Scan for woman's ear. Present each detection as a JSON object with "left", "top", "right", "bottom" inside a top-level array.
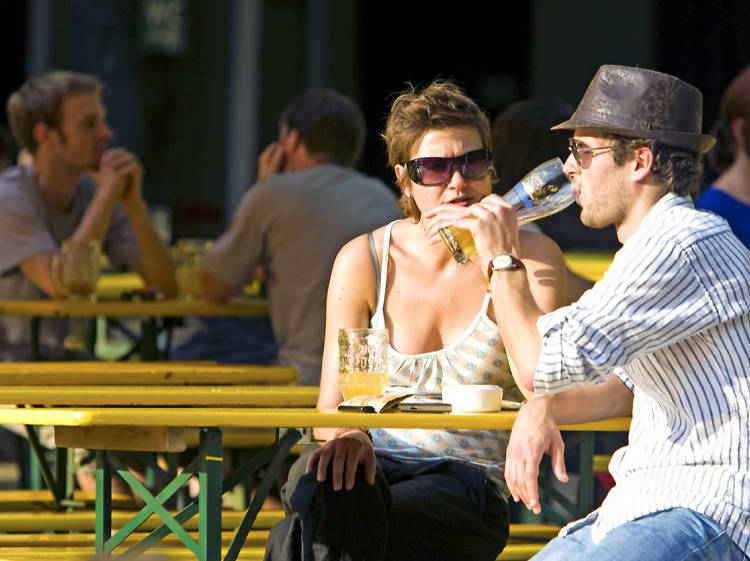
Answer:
[
  {"left": 730, "top": 117, "right": 746, "bottom": 148},
  {"left": 394, "top": 164, "right": 410, "bottom": 196}
]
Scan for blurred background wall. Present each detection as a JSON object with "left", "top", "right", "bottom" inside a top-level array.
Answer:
[{"left": 1, "top": 0, "right": 748, "bottom": 249}]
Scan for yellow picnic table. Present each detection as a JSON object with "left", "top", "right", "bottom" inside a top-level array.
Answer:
[
  {"left": 0, "top": 400, "right": 630, "bottom": 561},
  {"left": 562, "top": 250, "right": 616, "bottom": 282},
  {"left": 0, "top": 296, "right": 268, "bottom": 360}
]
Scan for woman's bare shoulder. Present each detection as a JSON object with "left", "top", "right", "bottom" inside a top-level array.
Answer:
[{"left": 518, "top": 229, "right": 564, "bottom": 265}]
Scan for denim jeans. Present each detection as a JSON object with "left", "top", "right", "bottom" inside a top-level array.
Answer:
[{"left": 532, "top": 508, "right": 747, "bottom": 561}]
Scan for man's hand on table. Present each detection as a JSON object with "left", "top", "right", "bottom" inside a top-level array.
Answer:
[
  {"left": 505, "top": 395, "right": 568, "bottom": 514},
  {"left": 305, "top": 430, "right": 376, "bottom": 491}
]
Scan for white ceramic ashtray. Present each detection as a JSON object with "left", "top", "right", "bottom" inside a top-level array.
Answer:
[{"left": 441, "top": 385, "right": 503, "bottom": 413}]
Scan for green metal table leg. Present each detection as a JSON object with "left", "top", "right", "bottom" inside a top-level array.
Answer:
[
  {"left": 140, "top": 318, "right": 159, "bottom": 360},
  {"left": 199, "top": 428, "right": 223, "bottom": 561},
  {"left": 577, "top": 432, "right": 595, "bottom": 514},
  {"left": 95, "top": 450, "right": 112, "bottom": 557}
]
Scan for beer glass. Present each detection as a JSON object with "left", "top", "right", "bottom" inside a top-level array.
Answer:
[
  {"left": 439, "top": 157, "right": 573, "bottom": 264},
  {"left": 338, "top": 328, "right": 389, "bottom": 400},
  {"left": 173, "top": 238, "right": 212, "bottom": 299},
  {"left": 60, "top": 239, "right": 101, "bottom": 351}
]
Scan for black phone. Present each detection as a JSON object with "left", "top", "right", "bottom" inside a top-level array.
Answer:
[{"left": 397, "top": 396, "right": 452, "bottom": 413}]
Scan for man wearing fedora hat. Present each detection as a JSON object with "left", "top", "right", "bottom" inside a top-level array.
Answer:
[{"left": 425, "top": 65, "right": 750, "bottom": 560}]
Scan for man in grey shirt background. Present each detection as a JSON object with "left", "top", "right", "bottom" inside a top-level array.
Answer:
[
  {"left": 0, "top": 70, "right": 176, "bottom": 360},
  {"left": 176, "top": 89, "right": 400, "bottom": 385}
]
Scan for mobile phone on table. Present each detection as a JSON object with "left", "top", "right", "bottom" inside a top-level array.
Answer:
[{"left": 397, "top": 395, "right": 452, "bottom": 413}]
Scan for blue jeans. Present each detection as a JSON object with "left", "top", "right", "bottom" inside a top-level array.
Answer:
[{"left": 533, "top": 508, "right": 747, "bottom": 561}]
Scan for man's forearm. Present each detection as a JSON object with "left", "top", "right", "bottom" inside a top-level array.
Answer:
[
  {"left": 69, "top": 190, "right": 118, "bottom": 245},
  {"left": 541, "top": 375, "right": 633, "bottom": 425},
  {"left": 122, "top": 198, "right": 176, "bottom": 297}
]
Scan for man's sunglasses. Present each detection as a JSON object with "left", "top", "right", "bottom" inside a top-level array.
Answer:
[
  {"left": 568, "top": 138, "right": 614, "bottom": 167},
  {"left": 404, "top": 148, "right": 491, "bottom": 186}
]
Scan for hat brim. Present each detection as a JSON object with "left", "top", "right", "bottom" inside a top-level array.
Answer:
[{"left": 551, "top": 118, "right": 716, "bottom": 154}]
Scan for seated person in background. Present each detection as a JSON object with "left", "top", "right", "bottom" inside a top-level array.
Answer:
[
  {"left": 494, "top": 65, "right": 749, "bottom": 560},
  {"left": 264, "top": 81, "right": 568, "bottom": 561},
  {"left": 491, "top": 97, "right": 609, "bottom": 302},
  {"left": 180, "top": 89, "right": 400, "bottom": 385},
  {"left": 0, "top": 70, "right": 176, "bottom": 361},
  {"left": 0, "top": 70, "right": 176, "bottom": 496},
  {"left": 696, "top": 64, "right": 750, "bottom": 247}
]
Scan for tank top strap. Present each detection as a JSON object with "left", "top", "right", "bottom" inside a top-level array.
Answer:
[{"left": 372, "top": 220, "right": 396, "bottom": 322}]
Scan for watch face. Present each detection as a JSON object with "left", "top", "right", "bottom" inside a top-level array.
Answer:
[{"left": 492, "top": 254, "right": 514, "bottom": 270}]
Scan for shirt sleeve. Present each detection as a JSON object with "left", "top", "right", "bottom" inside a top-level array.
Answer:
[
  {"left": 0, "top": 187, "right": 57, "bottom": 275},
  {"left": 201, "top": 183, "right": 268, "bottom": 287},
  {"left": 533, "top": 234, "right": 728, "bottom": 394}
]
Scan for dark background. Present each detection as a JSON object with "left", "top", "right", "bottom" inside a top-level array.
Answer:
[{"left": 1, "top": 0, "right": 748, "bottom": 250}]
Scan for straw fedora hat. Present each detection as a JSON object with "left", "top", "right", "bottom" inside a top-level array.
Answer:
[{"left": 552, "top": 65, "right": 715, "bottom": 154}]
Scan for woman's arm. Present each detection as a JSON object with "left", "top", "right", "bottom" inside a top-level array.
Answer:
[{"left": 307, "top": 231, "right": 382, "bottom": 491}]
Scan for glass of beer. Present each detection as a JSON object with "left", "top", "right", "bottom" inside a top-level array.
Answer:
[
  {"left": 60, "top": 239, "right": 101, "bottom": 301},
  {"left": 439, "top": 157, "right": 573, "bottom": 264},
  {"left": 338, "top": 328, "right": 389, "bottom": 400},
  {"left": 172, "top": 238, "right": 213, "bottom": 299},
  {"left": 60, "top": 239, "right": 101, "bottom": 351}
]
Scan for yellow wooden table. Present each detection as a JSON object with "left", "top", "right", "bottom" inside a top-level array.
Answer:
[
  {"left": 0, "top": 297, "right": 268, "bottom": 360},
  {"left": 562, "top": 250, "right": 616, "bottom": 282},
  {"left": 0, "top": 404, "right": 630, "bottom": 561},
  {"left": 0, "top": 361, "right": 297, "bottom": 385}
]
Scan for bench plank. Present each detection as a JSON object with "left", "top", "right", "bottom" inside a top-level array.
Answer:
[{"left": 0, "top": 362, "right": 297, "bottom": 386}]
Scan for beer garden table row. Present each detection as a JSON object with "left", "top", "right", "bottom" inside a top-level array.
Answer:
[{"left": 0, "top": 398, "right": 631, "bottom": 561}]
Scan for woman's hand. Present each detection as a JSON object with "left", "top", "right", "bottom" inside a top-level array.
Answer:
[
  {"left": 422, "top": 194, "right": 522, "bottom": 265},
  {"left": 305, "top": 430, "right": 376, "bottom": 491}
]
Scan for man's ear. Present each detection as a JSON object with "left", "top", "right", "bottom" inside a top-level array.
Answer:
[
  {"left": 631, "top": 145, "right": 654, "bottom": 182},
  {"left": 283, "top": 128, "right": 301, "bottom": 153},
  {"left": 32, "top": 122, "right": 52, "bottom": 147}
]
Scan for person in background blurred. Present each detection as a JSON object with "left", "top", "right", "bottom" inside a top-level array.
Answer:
[
  {"left": 0, "top": 70, "right": 175, "bottom": 496},
  {"left": 0, "top": 70, "right": 175, "bottom": 361},
  {"left": 0, "top": 123, "right": 15, "bottom": 172},
  {"left": 491, "top": 98, "right": 603, "bottom": 302},
  {"left": 695, "top": 65, "right": 750, "bottom": 247},
  {"left": 183, "top": 89, "right": 400, "bottom": 385}
]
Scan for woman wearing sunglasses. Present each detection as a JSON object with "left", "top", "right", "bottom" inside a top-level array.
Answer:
[{"left": 265, "top": 81, "right": 568, "bottom": 561}]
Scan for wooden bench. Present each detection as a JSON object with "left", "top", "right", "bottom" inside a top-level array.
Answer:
[
  {"left": 0, "top": 543, "right": 546, "bottom": 560},
  {"left": 0, "top": 362, "right": 299, "bottom": 386},
  {"left": 0, "top": 508, "right": 557, "bottom": 560},
  {"left": 0, "top": 490, "right": 133, "bottom": 511}
]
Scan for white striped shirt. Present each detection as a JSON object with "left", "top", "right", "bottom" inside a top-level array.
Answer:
[{"left": 535, "top": 193, "right": 750, "bottom": 554}]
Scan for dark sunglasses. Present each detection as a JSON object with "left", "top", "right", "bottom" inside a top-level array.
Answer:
[{"left": 404, "top": 148, "right": 491, "bottom": 186}]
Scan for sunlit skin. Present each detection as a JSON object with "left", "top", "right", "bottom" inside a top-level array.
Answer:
[
  {"left": 309, "top": 124, "right": 568, "bottom": 493},
  {"left": 564, "top": 131, "right": 633, "bottom": 232},
  {"left": 396, "top": 126, "right": 493, "bottom": 218}
]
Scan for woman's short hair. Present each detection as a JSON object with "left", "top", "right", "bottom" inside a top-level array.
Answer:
[
  {"left": 6, "top": 71, "right": 103, "bottom": 154},
  {"left": 382, "top": 80, "right": 491, "bottom": 221},
  {"left": 708, "top": 65, "right": 750, "bottom": 175}
]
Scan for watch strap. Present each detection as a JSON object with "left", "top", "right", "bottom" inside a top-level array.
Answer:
[{"left": 486, "top": 254, "right": 525, "bottom": 282}]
